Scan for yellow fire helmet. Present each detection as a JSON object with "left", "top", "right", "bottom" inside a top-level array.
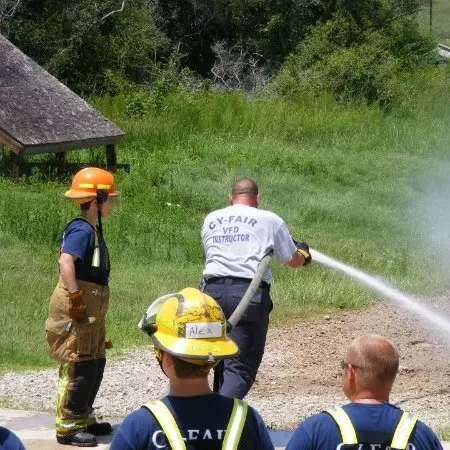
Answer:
[{"left": 137, "top": 288, "right": 238, "bottom": 364}]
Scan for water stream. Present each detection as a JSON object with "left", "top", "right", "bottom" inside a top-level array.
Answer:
[{"left": 310, "top": 248, "right": 450, "bottom": 336}]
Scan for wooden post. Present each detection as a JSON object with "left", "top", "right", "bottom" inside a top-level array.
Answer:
[
  {"left": 55, "top": 151, "right": 65, "bottom": 174},
  {"left": 11, "top": 153, "right": 20, "bottom": 178},
  {"left": 105, "top": 144, "right": 117, "bottom": 171}
]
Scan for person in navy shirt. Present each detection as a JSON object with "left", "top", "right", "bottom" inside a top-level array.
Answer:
[
  {"left": 45, "top": 167, "right": 120, "bottom": 447},
  {"left": 286, "top": 335, "right": 443, "bottom": 450},
  {"left": 0, "top": 427, "right": 25, "bottom": 450},
  {"left": 110, "top": 287, "right": 274, "bottom": 450}
]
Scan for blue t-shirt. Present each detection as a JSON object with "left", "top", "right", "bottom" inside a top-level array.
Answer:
[
  {"left": 110, "top": 393, "right": 274, "bottom": 450},
  {"left": 286, "top": 403, "right": 443, "bottom": 450},
  {"left": 0, "top": 427, "right": 25, "bottom": 450},
  {"left": 61, "top": 218, "right": 109, "bottom": 286}
]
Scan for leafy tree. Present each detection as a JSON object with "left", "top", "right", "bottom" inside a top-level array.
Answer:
[{"left": 3, "top": 0, "right": 165, "bottom": 93}]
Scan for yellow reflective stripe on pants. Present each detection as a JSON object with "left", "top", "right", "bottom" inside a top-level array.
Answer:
[
  {"left": 55, "top": 364, "right": 88, "bottom": 434},
  {"left": 145, "top": 398, "right": 248, "bottom": 450},
  {"left": 391, "top": 412, "right": 417, "bottom": 449},
  {"left": 223, "top": 399, "right": 248, "bottom": 450},
  {"left": 326, "top": 406, "right": 358, "bottom": 444},
  {"left": 145, "top": 401, "right": 186, "bottom": 450}
]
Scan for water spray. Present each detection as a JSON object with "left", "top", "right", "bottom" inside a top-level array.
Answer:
[{"left": 311, "top": 248, "right": 450, "bottom": 336}]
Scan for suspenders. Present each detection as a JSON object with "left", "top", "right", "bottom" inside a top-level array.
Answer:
[
  {"left": 326, "top": 406, "right": 417, "bottom": 450},
  {"left": 62, "top": 217, "right": 109, "bottom": 277},
  {"left": 143, "top": 398, "right": 248, "bottom": 450}
]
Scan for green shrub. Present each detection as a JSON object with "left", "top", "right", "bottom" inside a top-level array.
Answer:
[{"left": 270, "top": 10, "right": 436, "bottom": 108}]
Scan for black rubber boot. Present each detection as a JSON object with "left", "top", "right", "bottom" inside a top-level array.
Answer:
[
  {"left": 86, "top": 421, "right": 113, "bottom": 436},
  {"left": 56, "top": 430, "right": 97, "bottom": 447}
]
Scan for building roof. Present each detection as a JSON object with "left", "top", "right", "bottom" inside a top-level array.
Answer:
[{"left": 0, "top": 34, "right": 124, "bottom": 155}]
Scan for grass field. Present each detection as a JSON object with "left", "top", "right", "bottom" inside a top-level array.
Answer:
[{"left": 0, "top": 66, "right": 449, "bottom": 372}]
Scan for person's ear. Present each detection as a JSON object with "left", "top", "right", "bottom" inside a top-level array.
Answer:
[
  {"left": 228, "top": 194, "right": 233, "bottom": 205},
  {"left": 348, "top": 364, "right": 358, "bottom": 384},
  {"left": 163, "top": 352, "right": 174, "bottom": 368}
]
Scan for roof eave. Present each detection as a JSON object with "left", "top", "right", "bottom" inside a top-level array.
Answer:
[{"left": 1, "top": 133, "right": 124, "bottom": 156}]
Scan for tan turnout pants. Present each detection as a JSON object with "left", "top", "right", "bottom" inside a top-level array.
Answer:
[
  {"left": 45, "top": 278, "right": 110, "bottom": 435},
  {"left": 45, "top": 278, "right": 110, "bottom": 363}
]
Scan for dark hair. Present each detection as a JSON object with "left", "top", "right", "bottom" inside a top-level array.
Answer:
[
  {"left": 172, "top": 357, "right": 215, "bottom": 379},
  {"left": 79, "top": 190, "right": 108, "bottom": 211},
  {"left": 80, "top": 201, "right": 93, "bottom": 211}
]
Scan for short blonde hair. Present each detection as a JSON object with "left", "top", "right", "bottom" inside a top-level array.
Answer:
[{"left": 346, "top": 335, "right": 399, "bottom": 388}]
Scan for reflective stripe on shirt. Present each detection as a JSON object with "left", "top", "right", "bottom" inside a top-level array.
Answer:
[
  {"left": 326, "top": 406, "right": 417, "bottom": 449},
  {"left": 391, "top": 412, "right": 418, "bottom": 449},
  {"left": 144, "top": 398, "right": 248, "bottom": 449},
  {"left": 145, "top": 400, "right": 185, "bottom": 450},
  {"left": 326, "top": 406, "right": 358, "bottom": 444}
]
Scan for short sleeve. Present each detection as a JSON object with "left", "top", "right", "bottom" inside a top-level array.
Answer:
[
  {"left": 0, "top": 427, "right": 25, "bottom": 450},
  {"left": 248, "top": 407, "right": 275, "bottom": 449},
  {"left": 61, "top": 223, "right": 92, "bottom": 262},
  {"left": 110, "top": 408, "right": 158, "bottom": 449},
  {"left": 411, "top": 421, "right": 444, "bottom": 450},
  {"left": 285, "top": 422, "right": 313, "bottom": 450}
]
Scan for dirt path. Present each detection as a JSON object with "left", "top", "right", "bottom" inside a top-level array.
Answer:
[
  {"left": 247, "top": 297, "right": 450, "bottom": 430},
  {"left": 1, "top": 298, "right": 449, "bottom": 432}
]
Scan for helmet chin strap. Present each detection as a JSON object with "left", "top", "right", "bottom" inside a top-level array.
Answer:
[
  {"left": 96, "top": 190, "right": 107, "bottom": 234},
  {"left": 97, "top": 206, "right": 103, "bottom": 234}
]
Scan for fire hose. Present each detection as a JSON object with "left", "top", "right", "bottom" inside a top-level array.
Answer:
[
  {"left": 227, "top": 252, "right": 273, "bottom": 329},
  {"left": 213, "top": 251, "right": 273, "bottom": 392}
]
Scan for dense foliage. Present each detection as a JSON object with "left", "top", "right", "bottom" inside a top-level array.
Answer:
[
  {"left": 0, "top": 0, "right": 442, "bottom": 105},
  {"left": 271, "top": 9, "right": 436, "bottom": 107}
]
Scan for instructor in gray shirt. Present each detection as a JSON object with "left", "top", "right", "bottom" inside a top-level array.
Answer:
[{"left": 200, "top": 178, "right": 311, "bottom": 399}]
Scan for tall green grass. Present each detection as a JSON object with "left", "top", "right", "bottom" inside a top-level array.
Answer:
[{"left": 0, "top": 66, "right": 449, "bottom": 371}]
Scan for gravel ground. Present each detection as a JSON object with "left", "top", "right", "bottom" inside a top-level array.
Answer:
[{"left": 1, "top": 299, "right": 450, "bottom": 431}]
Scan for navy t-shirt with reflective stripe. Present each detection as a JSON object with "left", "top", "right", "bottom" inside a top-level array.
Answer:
[
  {"left": 285, "top": 403, "right": 443, "bottom": 450},
  {"left": 110, "top": 393, "right": 274, "bottom": 449},
  {"left": 61, "top": 219, "right": 109, "bottom": 286}
]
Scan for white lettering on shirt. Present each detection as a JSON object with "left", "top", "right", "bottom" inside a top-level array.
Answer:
[
  {"left": 187, "top": 429, "right": 199, "bottom": 440},
  {"left": 203, "top": 429, "right": 213, "bottom": 439},
  {"left": 152, "top": 430, "right": 166, "bottom": 449},
  {"left": 208, "top": 216, "right": 258, "bottom": 231},
  {"left": 152, "top": 429, "right": 226, "bottom": 448}
]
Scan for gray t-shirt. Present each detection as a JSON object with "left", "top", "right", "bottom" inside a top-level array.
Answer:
[{"left": 201, "top": 204, "right": 297, "bottom": 284}]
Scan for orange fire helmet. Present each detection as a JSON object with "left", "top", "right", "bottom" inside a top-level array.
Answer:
[{"left": 64, "top": 167, "right": 119, "bottom": 204}]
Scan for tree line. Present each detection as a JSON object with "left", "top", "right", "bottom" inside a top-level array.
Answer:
[{"left": 0, "top": 0, "right": 440, "bottom": 106}]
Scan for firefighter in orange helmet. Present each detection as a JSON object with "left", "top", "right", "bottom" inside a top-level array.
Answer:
[{"left": 45, "top": 167, "right": 119, "bottom": 446}]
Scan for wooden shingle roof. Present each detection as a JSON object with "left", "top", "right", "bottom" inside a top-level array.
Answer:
[{"left": 0, "top": 34, "right": 124, "bottom": 155}]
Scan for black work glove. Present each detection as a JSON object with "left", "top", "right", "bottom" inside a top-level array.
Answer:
[{"left": 293, "top": 239, "right": 312, "bottom": 265}]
